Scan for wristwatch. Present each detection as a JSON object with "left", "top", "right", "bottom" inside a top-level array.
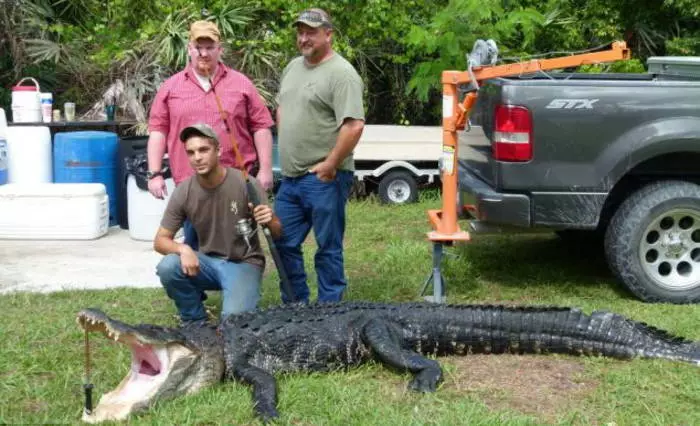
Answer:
[{"left": 147, "top": 170, "right": 164, "bottom": 180}]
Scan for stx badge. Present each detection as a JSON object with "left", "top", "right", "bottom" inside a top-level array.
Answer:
[{"left": 545, "top": 99, "right": 599, "bottom": 109}]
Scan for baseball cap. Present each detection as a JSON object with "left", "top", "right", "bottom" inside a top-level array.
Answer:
[
  {"left": 179, "top": 123, "right": 219, "bottom": 144},
  {"left": 293, "top": 8, "right": 333, "bottom": 29},
  {"left": 189, "top": 20, "right": 221, "bottom": 42}
]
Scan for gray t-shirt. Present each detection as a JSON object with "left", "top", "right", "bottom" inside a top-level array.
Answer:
[
  {"left": 160, "top": 168, "right": 268, "bottom": 268},
  {"left": 277, "top": 53, "right": 365, "bottom": 177}
]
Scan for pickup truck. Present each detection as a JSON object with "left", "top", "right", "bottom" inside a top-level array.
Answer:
[{"left": 458, "top": 56, "right": 700, "bottom": 304}]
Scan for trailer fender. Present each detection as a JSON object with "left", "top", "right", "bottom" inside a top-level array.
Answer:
[{"left": 354, "top": 161, "right": 439, "bottom": 184}]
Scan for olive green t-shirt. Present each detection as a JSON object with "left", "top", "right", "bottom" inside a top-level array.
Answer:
[
  {"left": 277, "top": 53, "right": 365, "bottom": 177},
  {"left": 160, "top": 168, "right": 268, "bottom": 268}
]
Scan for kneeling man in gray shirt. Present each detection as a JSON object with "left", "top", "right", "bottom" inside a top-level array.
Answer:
[{"left": 153, "top": 123, "right": 281, "bottom": 326}]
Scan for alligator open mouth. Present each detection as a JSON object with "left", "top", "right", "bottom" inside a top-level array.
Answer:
[{"left": 76, "top": 309, "right": 198, "bottom": 423}]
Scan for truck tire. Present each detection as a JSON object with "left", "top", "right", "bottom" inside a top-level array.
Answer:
[
  {"left": 378, "top": 170, "right": 418, "bottom": 204},
  {"left": 604, "top": 180, "right": 700, "bottom": 303}
]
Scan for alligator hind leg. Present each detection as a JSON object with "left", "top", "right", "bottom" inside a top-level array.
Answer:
[{"left": 361, "top": 318, "right": 443, "bottom": 392}]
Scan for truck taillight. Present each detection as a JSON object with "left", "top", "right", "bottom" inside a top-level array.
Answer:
[{"left": 493, "top": 104, "right": 533, "bottom": 162}]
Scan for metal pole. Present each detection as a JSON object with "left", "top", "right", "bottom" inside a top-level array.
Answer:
[
  {"left": 245, "top": 181, "right": 296, "bottom": 303},
  {"left": 83, "top": 329, "right": 94, "bottom": 415}
]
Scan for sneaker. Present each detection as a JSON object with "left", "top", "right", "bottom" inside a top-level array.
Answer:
[{"left": 180, "top": 318, "right": 209, "bottom": 328}]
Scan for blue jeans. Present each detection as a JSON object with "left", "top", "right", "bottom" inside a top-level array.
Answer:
[
  {"left": 273, "top": 170, "right": 354, "bottom": 303},
  {"left": 156, "top": 252, "right": 262, "bottom": 322},
  {"left": 183, "top": 219, "right": 199, "bottom": 251}
]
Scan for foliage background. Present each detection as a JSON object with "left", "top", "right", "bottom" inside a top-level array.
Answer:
[{"left": 1, "top": 0, "right": 699, "bottom": 127}]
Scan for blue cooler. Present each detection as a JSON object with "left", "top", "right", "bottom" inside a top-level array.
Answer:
[{"left": 53, "top": 131, "right": 119, "bottom": 225}]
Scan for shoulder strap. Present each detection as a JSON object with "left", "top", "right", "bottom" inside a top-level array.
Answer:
[{"left": 206, "top": 73, "right": 248, "bottom": 179}]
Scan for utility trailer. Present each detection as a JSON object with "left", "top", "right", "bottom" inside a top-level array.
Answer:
[{"left": 273, "top": 124, "right": 442, "bottom": 204}]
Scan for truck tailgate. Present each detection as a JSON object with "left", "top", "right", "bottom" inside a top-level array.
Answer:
[
  {"left": 458, "top": 124, "right": 495, "bottom": 186},
  {"left": 457, "top": 83, "right": 501, "bottom": 188}
]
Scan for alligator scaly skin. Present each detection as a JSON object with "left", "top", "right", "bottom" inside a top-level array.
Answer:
[{"left": 219, "top": 301, "right": 699, "bottom": 419}]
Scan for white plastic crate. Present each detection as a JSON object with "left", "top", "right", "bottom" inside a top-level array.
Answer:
[{"left": 0, "top": 183, "right": 109, "bottom": 240}]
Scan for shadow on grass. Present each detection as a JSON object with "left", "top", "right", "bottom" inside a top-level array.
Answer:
[{"left": 441, "top": 232, "right": 637, "bottom": 302}]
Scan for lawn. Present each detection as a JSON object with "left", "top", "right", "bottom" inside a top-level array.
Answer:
[{"left": 1, "top": 190, "right": 699, "bottom": 425}]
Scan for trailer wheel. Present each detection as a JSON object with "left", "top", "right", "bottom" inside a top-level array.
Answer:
[
  {"left": 378, "top": 170, "right": 418, "bottom": 204},
  {"left": 604, "top": 180, "right": 700, "bottom": 303}
]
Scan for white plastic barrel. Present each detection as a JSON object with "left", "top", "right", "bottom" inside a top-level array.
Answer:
[
  {"left": 127, "top": 174, "right": 176, "bottom": 240},
  {"left": 11, "top": 77, "right": 42, "bottom": 123},
  {"left": 6, "top": 125, "right": 52, "bottom": 183}
]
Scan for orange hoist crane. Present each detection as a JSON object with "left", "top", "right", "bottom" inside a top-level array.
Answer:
[{"left": 421, "top": 40, "right": 631, "bottom": 302}]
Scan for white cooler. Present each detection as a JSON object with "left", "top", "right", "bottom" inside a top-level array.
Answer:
[{"left": 0, "top": 183, "right": 109, "bottom": 240}]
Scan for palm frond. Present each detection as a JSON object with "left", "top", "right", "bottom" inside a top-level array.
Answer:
[{"left": 23, "top": 38, "right": 63, "bottom": 63}]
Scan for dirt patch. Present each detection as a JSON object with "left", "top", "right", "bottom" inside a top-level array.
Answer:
[{"left": 442, "top": 355, "right": 599, "bottom": 423}]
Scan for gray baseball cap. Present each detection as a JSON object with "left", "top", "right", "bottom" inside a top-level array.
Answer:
[
  {"left": 179, "top": 123, "right": 219, "bottom": 144},
  {"left": 293, "top": 8, "right": 332, "bottom": 29}
]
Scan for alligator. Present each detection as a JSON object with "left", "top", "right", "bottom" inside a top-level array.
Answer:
[{"left": 76, "top": 301, "right": 700, "bottom": 423}]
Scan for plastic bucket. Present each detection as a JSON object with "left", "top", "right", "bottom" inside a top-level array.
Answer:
[{"left": 11, "top": 77, "right": 42, "bottom": 123}]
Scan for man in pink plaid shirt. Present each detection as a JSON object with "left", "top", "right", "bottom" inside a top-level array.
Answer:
[{"left": 146, "top": 20, "right": 274, "bottom": 249}]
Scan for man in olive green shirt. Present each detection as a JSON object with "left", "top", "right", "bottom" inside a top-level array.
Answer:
[{"left": 274, "top": 8, "right": 365, "bottom": 303}]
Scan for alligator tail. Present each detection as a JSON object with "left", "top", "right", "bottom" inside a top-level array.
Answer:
[
  {"left": 508, "top": 307, "right": 700, "bottom": 365},
  {"left": 582, "top": 310, "right": 700, "bottom": 366},
  {"left": 443, "top": 305, "right": 700, "bottom": 366}
]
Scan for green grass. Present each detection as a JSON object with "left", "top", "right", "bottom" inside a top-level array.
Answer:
[{"left": 1, "top": 189, "right": 699, "bottom": 425}]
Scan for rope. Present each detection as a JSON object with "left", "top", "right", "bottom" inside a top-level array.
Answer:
[
  {"left": 493, "top": 40, "right": 620, "bottom": 81},
  {"left": 201, "top": 63, "right": 249, "bottom": 180},
  {"left": 496, "top": 41, "right": 616, "bottom": 63},
  {"left": 84, "top": 328, "right": 91, "bottom": 380}
]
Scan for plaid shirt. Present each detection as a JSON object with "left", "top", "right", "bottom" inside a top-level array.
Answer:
[{"left": 148, "top": 62, "right": 274, "bottom": 184}]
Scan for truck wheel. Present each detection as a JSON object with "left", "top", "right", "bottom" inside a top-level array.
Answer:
[
  {"left": 378, "top": 170, "right": 418, "bottom": 204},
  {"left": 604, "top": 180, "right": 700, "bottom": 303}
]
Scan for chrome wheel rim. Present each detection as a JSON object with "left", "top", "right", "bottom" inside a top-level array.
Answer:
[
  {"left": 387, "top": 180, "right": 411, "bottom": 203},
  {"left": 639, "top": 208, "right": 700, "bottom": 290}
]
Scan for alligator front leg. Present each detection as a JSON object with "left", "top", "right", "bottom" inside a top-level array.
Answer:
[
  {"left": 232, "top": 363, "right": 279, "bottom": 421},
  {"left": 361, "top": 318, "right": 443, "bottom": 392}
]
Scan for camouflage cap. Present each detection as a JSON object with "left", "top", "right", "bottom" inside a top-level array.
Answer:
[
  {"left": 179, "top": 123, "right": 219, "bottom": 144},
  {"left": 293, "top": 8, "right": 332, "bottom": 29}
]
